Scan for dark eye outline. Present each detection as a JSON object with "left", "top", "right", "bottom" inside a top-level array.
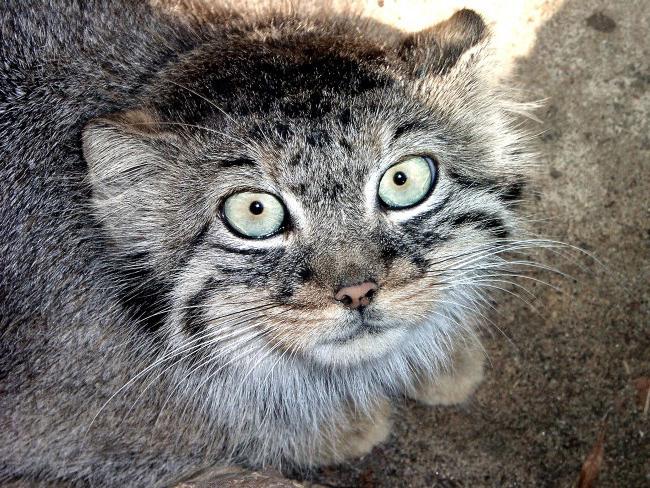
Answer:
[
  {"left": 219, "top": 190, "right": 291, "bottom": 240},
  {"left": 377, "top": 155, "right": 438, "bottom": 210}
]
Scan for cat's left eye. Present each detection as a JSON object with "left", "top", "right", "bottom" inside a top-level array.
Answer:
[
  {"left": 378, "top": 156, "right": 435, "bottom": 209},
  {"left": 222, "top": 192, "right": 286, "bottom": 239}
]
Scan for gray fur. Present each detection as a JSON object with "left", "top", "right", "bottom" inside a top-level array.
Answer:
[{"left": 0, "top": 1, "right": 535, "bottom": 486}]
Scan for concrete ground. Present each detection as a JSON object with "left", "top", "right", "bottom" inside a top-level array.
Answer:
[{"left": 288, "top": 0, "right": 648, "bottom": 486}]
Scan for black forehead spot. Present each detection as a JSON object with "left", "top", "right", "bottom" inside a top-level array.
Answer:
[
  {"left": 339, "top": 137, "right": 354, "bottom": 154},
  {"left": 322, "top": 181, "right": 344, "bottom": 200},
  {"left": 338, "top": 108, "right": 352, "bottom": 127},
  {"left": 340, "top": 165, "right": 353, "bottom": 177},
  {"left": 288, "top": 153, "right": 303, "bottom": 167},
  {"left": 306, "top": 129, "right": 332, "bottom": 148},
  {"left": 254, "top": 48, "right": 384, "bottom": 99},
  {"left": 274, "top": 123, "right": 294, "bottom": 140},
  {"left": 288, "top": 182, "right": 308, "bottom": 196}
]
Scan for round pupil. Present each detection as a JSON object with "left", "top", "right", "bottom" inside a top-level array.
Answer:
[
  {"left": 249, "top": 201, "right": 264, "bottom": 215},
  {"left": 393, "top": 171, "right": 408, "bottom": 186}
]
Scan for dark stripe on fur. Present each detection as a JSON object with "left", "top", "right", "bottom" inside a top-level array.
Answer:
[
  {"left": 393, "top": 119, "right": 429, "bottom": 140},
  {"left": 183, "top": 277, "right": 222, "bottom": 336},
  {"left": 448, "top": 170, "right": 526, "bottom": 206},
  {"left": 219, "top": 157, "right": 256, "bottom": 168},
  {"left": 179, "top": 220, "right": 212, "bottom": 267},
  {"left": 208, "top": 242, "right": 271, "bottom": 256},
  {"left": 500, "top": 181, "right": 525, "bottom": 204},
  {"left": 114, "top": 252, "right": 173, "bottom": 337},
  {"left": 400, "top": 194, "right": 451, "bottom": 231},
  {"left": 449, "top": 211, "right": 509, "bottom": 239},
  {"left": 447, "top": 170, "right": 495, "bottom": 191}
]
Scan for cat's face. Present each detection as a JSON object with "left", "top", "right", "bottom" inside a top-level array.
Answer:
[{"left": 84, "top": 11, "right": 528, "bottom": 367}]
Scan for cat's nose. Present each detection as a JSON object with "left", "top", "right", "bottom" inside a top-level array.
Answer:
[{"left": 335, "top": 282, "right": 378, "bottom": 309}]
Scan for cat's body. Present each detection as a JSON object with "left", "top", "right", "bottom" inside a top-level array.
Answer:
[{"left": 0, "top": 2, "right": 532, "bottom": 486}]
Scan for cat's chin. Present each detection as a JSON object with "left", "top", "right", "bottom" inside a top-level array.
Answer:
[{"left": 309, "top": 326, "right": 408, "bottom": 367}]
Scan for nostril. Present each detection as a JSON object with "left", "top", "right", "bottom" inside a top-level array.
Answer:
[
  {"left": 339, "top": 294, "right": 353, "bottom": 306},
  {"left": 335, "top": 281, "right": 379, "bottom": 309}
]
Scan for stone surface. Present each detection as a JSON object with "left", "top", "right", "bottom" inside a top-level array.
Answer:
[{"left": 174, "top": 467, "right": 310, "bottom": 488}]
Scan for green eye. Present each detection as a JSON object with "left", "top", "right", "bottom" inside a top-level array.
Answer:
[
  {"left": 378, "top": 156, "right": 435, "bottom": 209},
  {"left": 223, "top": 192, "right": 285, "bottom": 238}
]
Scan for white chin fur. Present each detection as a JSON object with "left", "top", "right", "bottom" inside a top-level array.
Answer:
[{"left": 309, "top": 327, "right": 409, "bottom": 367}]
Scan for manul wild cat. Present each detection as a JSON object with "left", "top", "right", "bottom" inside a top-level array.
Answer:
[{"left": 1, "top": 1, "right": 539, "bottom": 486}]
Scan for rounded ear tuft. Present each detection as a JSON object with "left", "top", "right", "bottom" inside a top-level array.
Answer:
[
  {"left": 399, "top": 9, "right": 488, "bottom": 76},
  {"left": 93, "top": 109, "right": 163, "bottom": 137},
  {"left": 434, "top": 9, "right": 487, "bottom": 52},
  {"left": 82, "top": 109, "right": 170, "bottom": 254},
  {"left": 82, "top": 109, "right": 170, "bottom": 188}
]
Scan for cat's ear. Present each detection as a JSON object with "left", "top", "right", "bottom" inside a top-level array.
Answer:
[
  {"left": 398, "top": 9, "right": 488, "bottom": 76},
  {"left": 82, "top": 109, "right": 169, "bottom": 213},
  {"left": 82, "top": 110, "right": 177, "bottom": 257}
]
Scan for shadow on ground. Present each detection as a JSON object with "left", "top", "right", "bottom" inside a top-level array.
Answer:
[{"left": 295, "top": 0, "right": 649, "bottom": 486}]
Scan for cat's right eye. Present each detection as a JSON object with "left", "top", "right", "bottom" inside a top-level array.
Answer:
[{"left": 222, "top": 192, "right": 286, "bottom": 239}]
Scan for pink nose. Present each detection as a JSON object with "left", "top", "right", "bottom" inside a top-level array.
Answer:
[{"left": 335, "top": 282, "right": 378, "bottom": 309}]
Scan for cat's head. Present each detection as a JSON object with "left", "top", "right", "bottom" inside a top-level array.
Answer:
[{"left": 83, "top": 10, "right": 531, "bottom": 367}]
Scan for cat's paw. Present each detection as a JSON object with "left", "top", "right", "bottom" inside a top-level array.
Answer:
[
  {"left": 316, "top": 399, "right": 392, "bottom": 465},
  {"left": 409, "top": 343, "right": 485, "bottom": 406}
]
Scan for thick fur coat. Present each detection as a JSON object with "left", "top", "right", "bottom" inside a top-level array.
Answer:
[{"left": 0, "top": 1, "right": 533, "bottom": 486}]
